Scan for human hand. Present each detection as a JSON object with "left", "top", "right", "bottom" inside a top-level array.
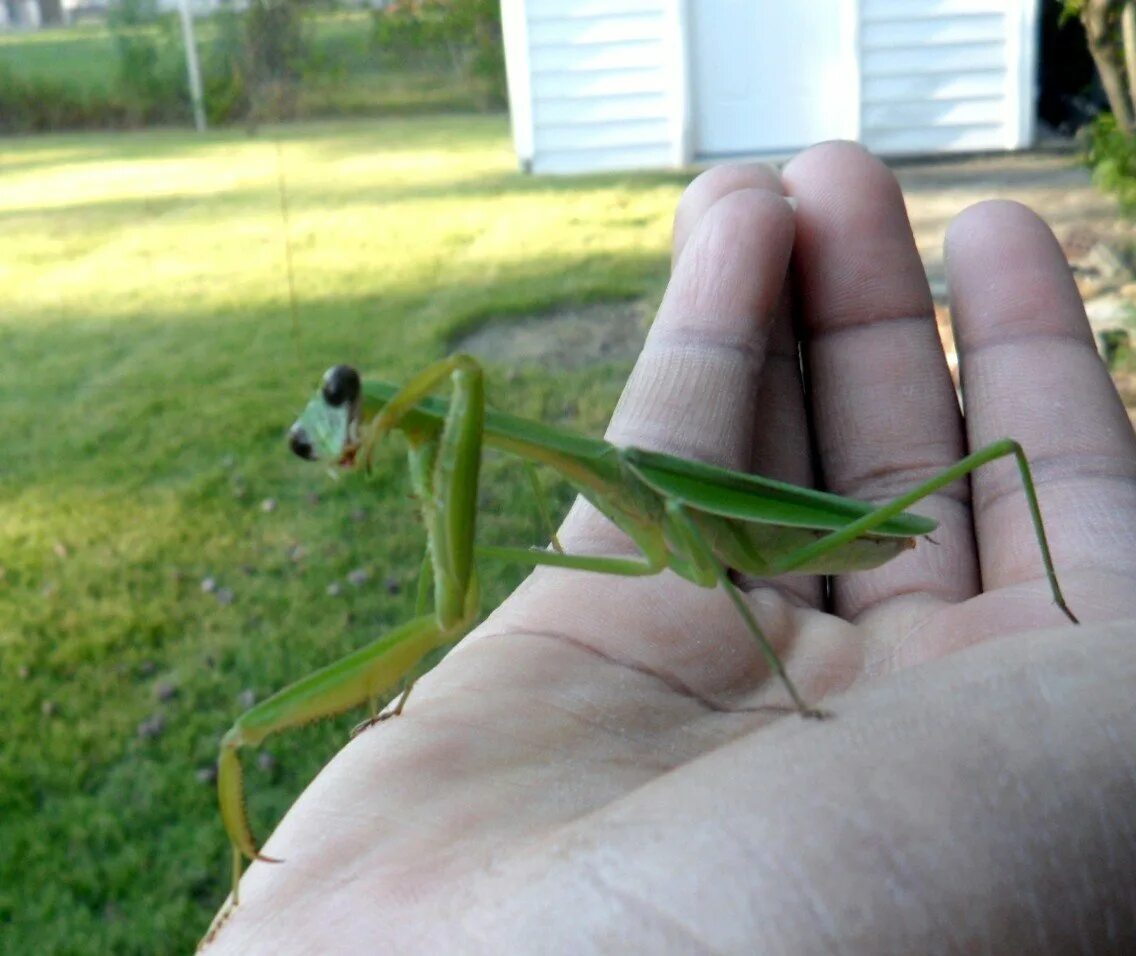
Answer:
[{"left": 203, "top": 143, "right": 1136, "bottom": 953}]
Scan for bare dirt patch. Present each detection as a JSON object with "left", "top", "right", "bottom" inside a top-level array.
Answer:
[
  {"left": 457, "top": 151, "right": 1133, "bottom": 402},
  {"left": 454, "top": 298, "right": 654, "bottom": 371}
]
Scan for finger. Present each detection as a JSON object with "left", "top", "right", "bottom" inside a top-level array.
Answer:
[
  {"left": 561, "top": 185, "right": 796, "bottom": 549},
  {"left": 669, "top": 164, "right": 821, "bottom": 608},
  {"left": 671, "top": 164, "right": 815, "bottom": 489},
  {"left": 612, "top": 185, "right": 796, "bottom": 462},
  {"left": 782, "top": 142, "right": 974, "bottom": 619},
  {"left": 671, "top": 162, "right": 781, "bottom": 264},
  {"left": 946, "top": 201, "right": 1136, "bottom": 607}
]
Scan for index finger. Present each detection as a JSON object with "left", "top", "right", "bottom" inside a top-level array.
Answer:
[{"left": 561, "top": 182, "right": 796, "bottom": 551}]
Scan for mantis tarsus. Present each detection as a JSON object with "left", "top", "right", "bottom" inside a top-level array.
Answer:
[{"left": 214, "top": 353, "right": 1078, "bottom": 907}]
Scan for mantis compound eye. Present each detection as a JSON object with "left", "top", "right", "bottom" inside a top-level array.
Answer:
[
  {"left": 288, "top": 426, "right": 317, "bottom": 461},
  {"left": 321, "top": 365, "right": 361, "bottom": 408}
]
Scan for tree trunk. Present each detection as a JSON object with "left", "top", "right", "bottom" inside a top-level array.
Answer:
[
  {"left": 38, "top": 0, "right": 61, "bottom": 24},
  {"left": 1122, "top": 1, "right": 1136, "bottom": 120},
  {"left": 1083, "top": 0, "right": 1135, "bottom": 133}
]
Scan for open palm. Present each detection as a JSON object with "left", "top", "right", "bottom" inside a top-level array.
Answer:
[{"left": 203, "top": 143, "right": 1136, "bottom": 954}]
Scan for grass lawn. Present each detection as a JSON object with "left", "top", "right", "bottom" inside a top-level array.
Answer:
[
  {"left": 0, "top": 22, "right": 119, "bottom": 91},
  {"left": 0, "top": 115, "right": 686, "bottom": 953}
]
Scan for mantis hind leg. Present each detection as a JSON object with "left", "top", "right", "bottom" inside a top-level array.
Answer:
[
  {"left": 481, "top": 500, "right": 822, "bottom": 719},
  {"left": 522, "top": 460, "right": 564, "bottom": 553},
  {"left": 770, "top": 439, "right": 1078, "bottom": 624},
  {"left": 664, "top": 501, "right": 827, "bottom": 719}
]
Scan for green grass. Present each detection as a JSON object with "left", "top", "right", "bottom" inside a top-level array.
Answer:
[
  {"left": 0, "top": 22, "right": 118, "bottom": 90},
  {"left": 0, "top": 115, "right": 686, "bottom": 953}
]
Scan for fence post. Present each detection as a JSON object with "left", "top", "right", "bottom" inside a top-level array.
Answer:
[{"left": 177, "top": 0, "right": 207, "bottom": 132}]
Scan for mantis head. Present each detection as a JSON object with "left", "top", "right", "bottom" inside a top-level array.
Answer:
[{"left": 288, "top": 365, "right": 363, "bottom": 467}]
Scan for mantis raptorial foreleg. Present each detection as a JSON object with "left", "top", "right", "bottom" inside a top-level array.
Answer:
[{"left": 216, "top": 359, "right": 486, "bottom": 904}]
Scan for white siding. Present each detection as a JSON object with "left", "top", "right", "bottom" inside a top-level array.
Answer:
[
  {"left": 502, "top": 0, "right": 1039, "bottom": 174},
  {"left": 859, "top": 0, "right": 1035, "bottom": 155},
  {"left": 523, "top": 1, "right": 675, "bottom": 173}
]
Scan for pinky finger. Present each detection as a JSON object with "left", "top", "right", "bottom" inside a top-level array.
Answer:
[{"left": 946, "top": 200, "right": 1136, "bottom": 612}]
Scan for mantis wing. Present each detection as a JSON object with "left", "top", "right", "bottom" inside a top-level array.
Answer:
[{"left": 622, "top": 447, "right": 937, "bottom": 537}]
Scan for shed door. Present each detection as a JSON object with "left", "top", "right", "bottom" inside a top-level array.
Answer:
[{"left": 689, "top": 0, "right": 856, "bottom": 157}]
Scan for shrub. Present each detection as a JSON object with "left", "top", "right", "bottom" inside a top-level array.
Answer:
[
  {"left": 371, "top": 0, "right": 504, "bottom": 107},
  {"left": 244, "top": 0, "right": 306, "bottom": 123},
  {"left": 108, "top": 0, "right": 188, "bottom": 124},
  {"left": 1085, "top": 111, "right": 1136, "bottom": 211},
  {"left": 199, "top": 10, "right": 251, "bottom": 126},
  {"left": 0, "top": 63, "right": 133, "bottom": 132}
]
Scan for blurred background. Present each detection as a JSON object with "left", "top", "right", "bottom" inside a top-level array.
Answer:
[{"left": 1, "top": 1, "right": 1133, "bottom": 951}]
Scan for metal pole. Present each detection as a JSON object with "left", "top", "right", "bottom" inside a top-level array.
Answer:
[{"left": 176, "top": 0, "right": 207, "bottom": 132}]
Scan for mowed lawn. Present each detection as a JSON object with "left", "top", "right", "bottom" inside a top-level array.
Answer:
[{"left": 0, "top": 116, "right": 684, "bottom": 953}]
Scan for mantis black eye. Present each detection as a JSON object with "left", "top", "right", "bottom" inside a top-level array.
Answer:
[
  {"left": 321, "top": 365, "right": 361, "bottom": 408},
  {"left": 289, "top": 426, "right": 316, "bottom": 461}
]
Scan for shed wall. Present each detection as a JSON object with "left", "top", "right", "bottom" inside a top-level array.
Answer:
[
  {"left": 509, "top": 0, "right": 1038, "bottom": 173},
  {"left": 860, "top": 0, "right": 1035, "bottom": 155},
  {"left": 522, "top": 0, "right": 676, "bottom": 173}
]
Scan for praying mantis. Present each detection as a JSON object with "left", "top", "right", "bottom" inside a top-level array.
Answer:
[{"left": 213, "top": 353, "right": 1078, "bottom": 908}]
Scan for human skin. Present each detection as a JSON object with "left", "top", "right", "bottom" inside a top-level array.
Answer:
[{"left": 202, "top": 142, "right": 1136, "bottom": 954}]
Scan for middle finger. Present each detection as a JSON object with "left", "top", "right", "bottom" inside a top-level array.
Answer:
[{"left": 782, "top": 142, "right": 976, "bottom": 620}]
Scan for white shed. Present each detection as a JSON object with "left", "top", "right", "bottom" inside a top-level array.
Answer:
[{"left": 500, "top": 0, "right": 1041, "bottom": 174}]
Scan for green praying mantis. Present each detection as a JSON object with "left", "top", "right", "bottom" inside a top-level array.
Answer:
[{"left": 214, "top": 353, "right": 1078, "bottom": 908}]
